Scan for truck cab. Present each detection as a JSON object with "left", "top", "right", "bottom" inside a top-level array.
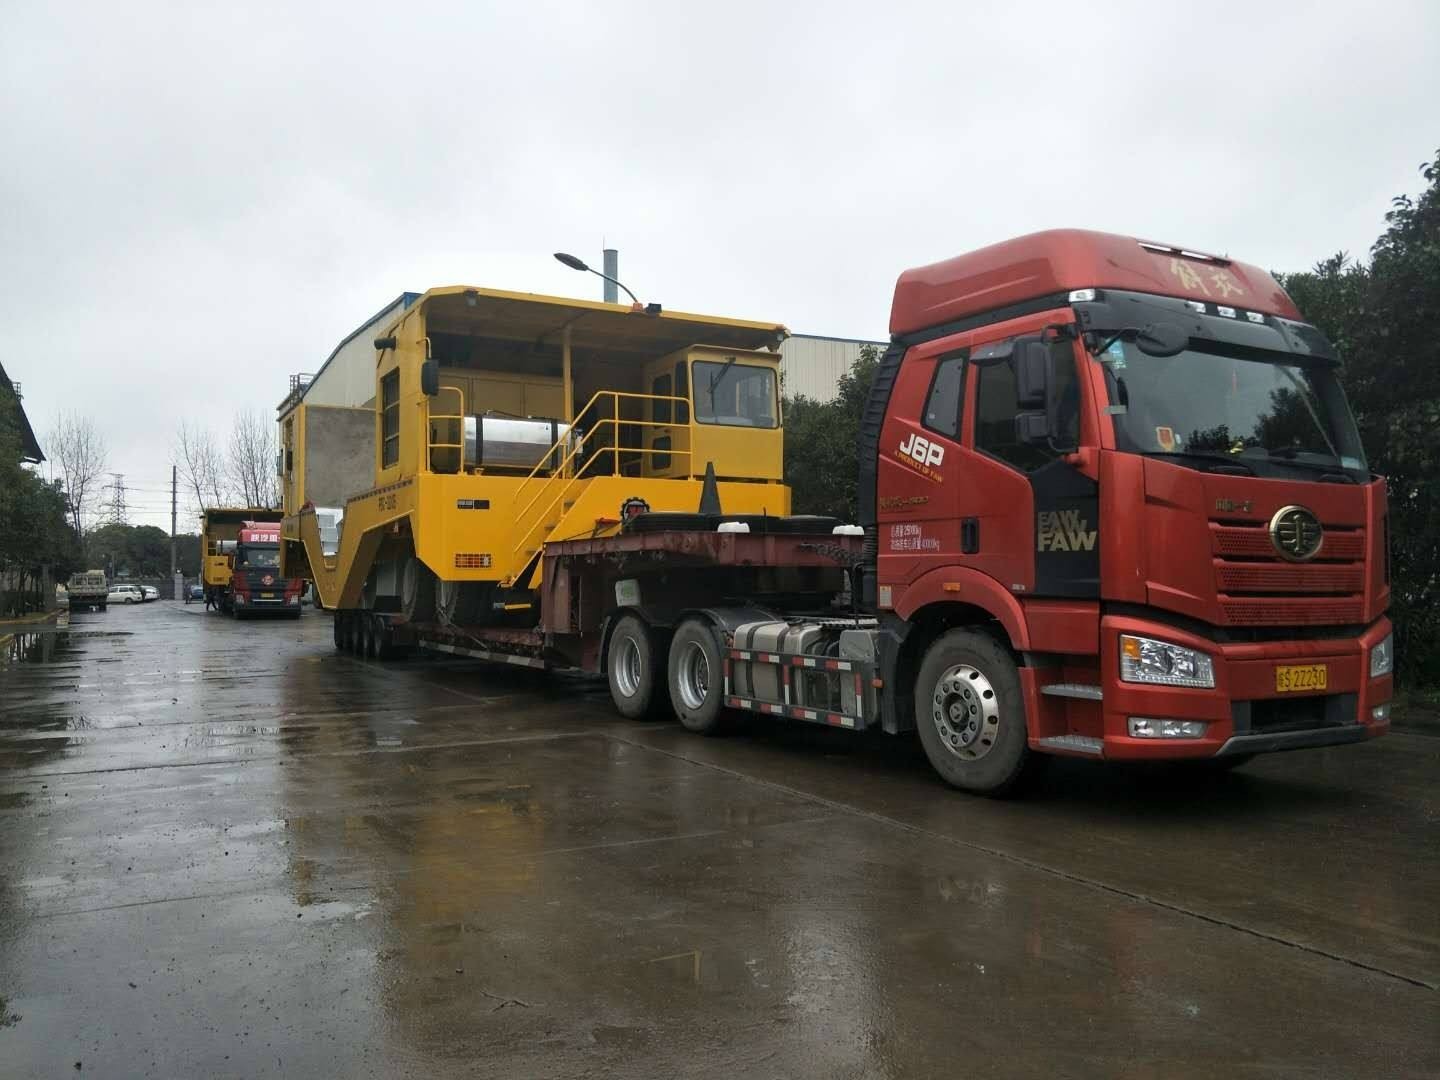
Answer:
[{"left": 862, "top": 229, "right": 1391, "bottom": 788}]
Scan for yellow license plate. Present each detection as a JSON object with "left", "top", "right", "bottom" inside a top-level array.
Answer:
[
  {"left": 261, "top": 592, "right": 276, "bottom": 599},
  {"left": 1275, "top": 664, "right": 1328, "bottom": 693}
]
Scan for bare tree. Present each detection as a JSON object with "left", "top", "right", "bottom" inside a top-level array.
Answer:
[
  {"left": 46, "top": 412, "right": 108, "bottom": 534},
  {"left": 175, "top": 420, "right": 229, "bottom": 519},
  {"left": 226, "top": 408, "right": 280, "bottom": 508}
]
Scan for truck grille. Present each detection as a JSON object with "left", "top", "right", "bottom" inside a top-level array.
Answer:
[{"left": 1210, "top": 522, "right": 1365, "bottom": 627}]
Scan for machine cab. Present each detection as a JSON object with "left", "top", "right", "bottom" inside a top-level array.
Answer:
[{"left": 640, "top": 346, "right": 783, "bottom": 481}]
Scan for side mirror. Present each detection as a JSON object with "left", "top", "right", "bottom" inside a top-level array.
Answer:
[
  {"left": 1135, "top": 321, "right": 1188, "bottom": 357},
  {"left": 1015, "top": 338, "right": 1049, "bottom": 409},
  {"left": 420, "top": 359, "right": 440, "bottom": 396},
  {"left": 1016, "top": 411, "right": 1049, "bottom": 446}
]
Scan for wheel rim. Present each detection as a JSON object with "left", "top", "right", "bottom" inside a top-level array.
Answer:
[
  {"left": 676, "top": 640, "right": 710, "bottom": 710},
  {"left": 614, "top": 635, "right": 643, "bottom": 698},
  {"left": 930, "top": 663, "right": 1001, "bottom": 761}
]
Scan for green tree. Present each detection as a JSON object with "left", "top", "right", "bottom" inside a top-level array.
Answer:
[
  {"left": 0, "top": 385, "right": 80, "bottom": 614},
  {"left": 1280, "top": 149, "right": 1440, "bottom": 686},
  {"left": 783, "top": 344, "right": 880, "bottom": 520}
]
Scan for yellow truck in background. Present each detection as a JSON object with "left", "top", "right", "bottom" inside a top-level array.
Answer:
[{"left": 200, "top": 508, "right": 301, "bottom": 617}]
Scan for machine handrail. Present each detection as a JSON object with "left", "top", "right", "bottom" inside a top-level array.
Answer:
[
  {"left": 424, "top": 385, "right": 466, "bottom": 471},
  {"left": 503, "top": 390, "right": 694, "bottom": 581}
]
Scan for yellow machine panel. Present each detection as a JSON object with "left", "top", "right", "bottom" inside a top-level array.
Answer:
[{"left": 280, "top": 285, "right": 792, "bottom": 622}]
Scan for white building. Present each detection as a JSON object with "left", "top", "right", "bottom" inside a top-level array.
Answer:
[{"left": 778, "top": 332, "right": 887, "bottom": 403}]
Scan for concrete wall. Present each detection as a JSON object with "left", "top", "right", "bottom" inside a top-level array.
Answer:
[
  {"left": 304, "top": 405, "right": 374, "bottom": 508},
  {"left": 778, "top": 334, "right": 887, "bottom": 402}
]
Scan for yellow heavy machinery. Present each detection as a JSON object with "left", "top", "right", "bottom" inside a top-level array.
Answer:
[{"left": 279, "top": 286, "right": 796, "bottom": 647}]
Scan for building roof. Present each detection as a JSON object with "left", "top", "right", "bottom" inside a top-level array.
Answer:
[
  {"left": 890, "top": 228, "right": 1302, "bottom": 335},
  {"left": 0, "top": 360, "right": 44, "bottom": 463}
]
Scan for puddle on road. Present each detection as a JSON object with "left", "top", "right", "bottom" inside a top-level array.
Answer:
[{"left": 0, "top": 631, "right": 72, "bottom": 666}]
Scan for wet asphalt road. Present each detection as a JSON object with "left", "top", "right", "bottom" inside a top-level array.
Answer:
[{"left": 0, "top": 604, "right": 1436, "bottom": 1079}]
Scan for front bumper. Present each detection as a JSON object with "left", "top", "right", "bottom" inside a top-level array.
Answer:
[{"left": 1094, "top": 613, "right": 1392, "bottom": 761}]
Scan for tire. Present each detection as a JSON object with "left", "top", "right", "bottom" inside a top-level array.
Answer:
[
  {"left": 369, "top": 614, "right": 390, "bottom": 660},
  {"left": 668, "top": 618, "right": 729, "bottom": 735},
  {"left": 623, "top": 512, "right": 714, "bottom": 534},
  {"left": 345, "top": 612, "right": 362, "bottom": 655},
  {"left": 401, "top": 557, "right": 436, "bottom": 623},
  {"left": 97, "top": 603, "right": 107, "bottom": 612},
  {"left": 333, "top": 612, "right": 345, "bottom": 651},
  {"left": 914, "top": 629, "right": 1037, "bottom": 796},
  {"left": 606, "top": 614, "right": 665, "bottom": 719},
  {"left": 125, "top": 597, "right": 135, "bottom": 605}
]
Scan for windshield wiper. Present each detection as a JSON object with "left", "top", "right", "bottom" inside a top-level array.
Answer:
[
  {"left": 1145, "top": 451, "right": 1255, "bottom": 476},
  {"left": 1243, "top": 449, "right": 1357, "bottom": 482}
]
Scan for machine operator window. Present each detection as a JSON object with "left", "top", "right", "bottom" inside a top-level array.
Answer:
[
  {"left": 693, "top": 361, "right": 778, "bottom": 428},
  {"left": 922, "top": 353, "right": 966, "bottom": 437},
  {"left": 380, "top": 370, "right": 400, "bottom": 467}
]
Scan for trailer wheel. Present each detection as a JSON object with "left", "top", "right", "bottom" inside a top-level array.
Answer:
[
  {"left": 668, "top": 619, "right": 730, "bottom": 735},
  {"left": 914, "top": 630, "right": 1037, "bottom": 796},
  {"left": 607, "top": 614, "right": 665, "bottom": 719},
  {"left": 345, "top": 612, "right": 363, "bottom": 656},
  {"left": 333, "top": 612, "right": 345, "bottom": 651}
]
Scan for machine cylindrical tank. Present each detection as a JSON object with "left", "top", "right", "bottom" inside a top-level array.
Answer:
[{"left": 462, "top": 415, "right": 579, "bottom": 471}]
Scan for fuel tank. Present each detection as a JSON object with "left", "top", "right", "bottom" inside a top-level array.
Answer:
[{"left": 462, "top": 415, "right": 579, "bottom": 471}]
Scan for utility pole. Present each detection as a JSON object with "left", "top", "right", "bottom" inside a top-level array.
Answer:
[{"left": 170, "top": 465, "right": 178, "bottom": 592}]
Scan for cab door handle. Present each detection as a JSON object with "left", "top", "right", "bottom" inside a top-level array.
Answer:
[{"left": 961, "top": 517, "right": 980, "bottom": 554}]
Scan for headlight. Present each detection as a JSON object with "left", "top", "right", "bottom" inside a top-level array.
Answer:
[
  {"left": 1370, "top": 633, "right": 1393, "bottom": 678},
  {"left": 1119, "top": 634, "right": 1215, "bottom": 688}
]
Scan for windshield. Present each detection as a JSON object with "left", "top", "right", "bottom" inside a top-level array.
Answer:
[
  {"left": 1101, "top": 341, "right": 1368, "bottom": 480},
  {"left": 693, "top": 361, "right": 778, "bottom": 428},
  {"left": 237, "top": 545, "right": 281, "bottom": 568}
]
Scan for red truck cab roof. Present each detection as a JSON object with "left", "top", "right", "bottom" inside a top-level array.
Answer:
[{"left": 889, "top": 228, "right": 1302, "bottom": 336}]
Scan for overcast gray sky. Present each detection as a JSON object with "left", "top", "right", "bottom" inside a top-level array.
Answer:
[{"left": 4, "top": 0, "right": 1436, "bottom": 531}]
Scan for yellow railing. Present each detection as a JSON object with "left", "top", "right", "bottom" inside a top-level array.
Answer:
[
  {"left": 502, "top": 390, "right": 694, "bottom": 582},
  {"left": 424, "top": 386, "right": 466, "bottom": 472}
]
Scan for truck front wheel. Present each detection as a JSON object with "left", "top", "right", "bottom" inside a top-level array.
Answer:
[
  {"left": 668, "top": 619, "right": 729, "bottom": 735},
  {"left": 914, "top": 630, "right": 1037, "bottom": 797},
  {"left": 607, "top": 614, "right": 664, "bottom": 720}
]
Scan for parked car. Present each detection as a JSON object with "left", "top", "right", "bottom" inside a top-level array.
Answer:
[
  {"left": 108, "top": 584, "right": 145, "bottom": 605},
  {"left": 186, "top": 584, "right": 204, "bottom": 603},
  {"left": 141, "top": 585, "right": 159, "bottom": 602}
]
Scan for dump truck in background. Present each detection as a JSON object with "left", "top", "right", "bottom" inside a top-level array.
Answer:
[
  {"left": 200, "top": 508, "right": 303, "bottom": 617},
  {"left": 280, "top": 231, "right": 1392, "bottom": 795},
  {"left": 66, "top": 570, "right": 109, "bottom": 612}
]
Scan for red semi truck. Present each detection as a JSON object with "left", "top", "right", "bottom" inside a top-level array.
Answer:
[
  {"left": 202, "top": 509, "right": 304, "bottom": 618},
  {"left": 324, "top": 229, "right": 1392, "bottom": 795}
]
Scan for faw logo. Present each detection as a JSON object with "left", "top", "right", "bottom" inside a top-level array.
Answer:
[
  {"left": 898, "top": 433, "right": 945, "bottom": 468},
  {"left": 1037, "top": 510, "right": 1097, "bottom": 552}
]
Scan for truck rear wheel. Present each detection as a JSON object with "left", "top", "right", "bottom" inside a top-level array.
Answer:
[
  {"left": 607, "top": 614, "right": 665, "bottom": 720},
  {"left": 668, "top": 619, "right": 730, "bottom": 735},
  {"left": 914, "top": 630, "right": 1036, "bottom": 797}
]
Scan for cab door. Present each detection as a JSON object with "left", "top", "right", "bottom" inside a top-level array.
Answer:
[{"left": 641, "top": 352, "right": 691, "bottom": 479}]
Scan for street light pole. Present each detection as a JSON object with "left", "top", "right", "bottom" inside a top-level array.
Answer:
[{"left": 552, "top": 252, "right": 643, "bottom": 307}]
